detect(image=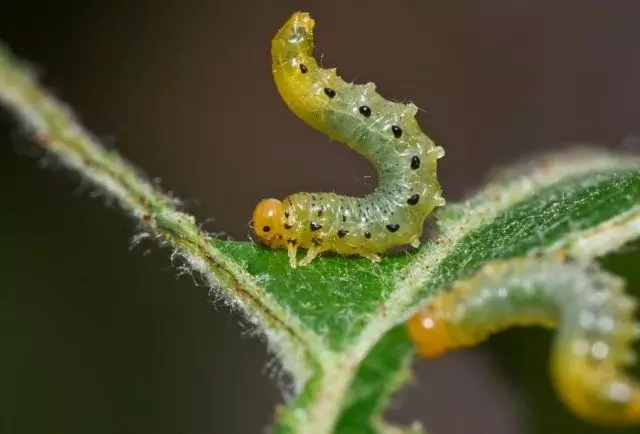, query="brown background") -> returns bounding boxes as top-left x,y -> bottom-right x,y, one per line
2,1 -> 639,433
